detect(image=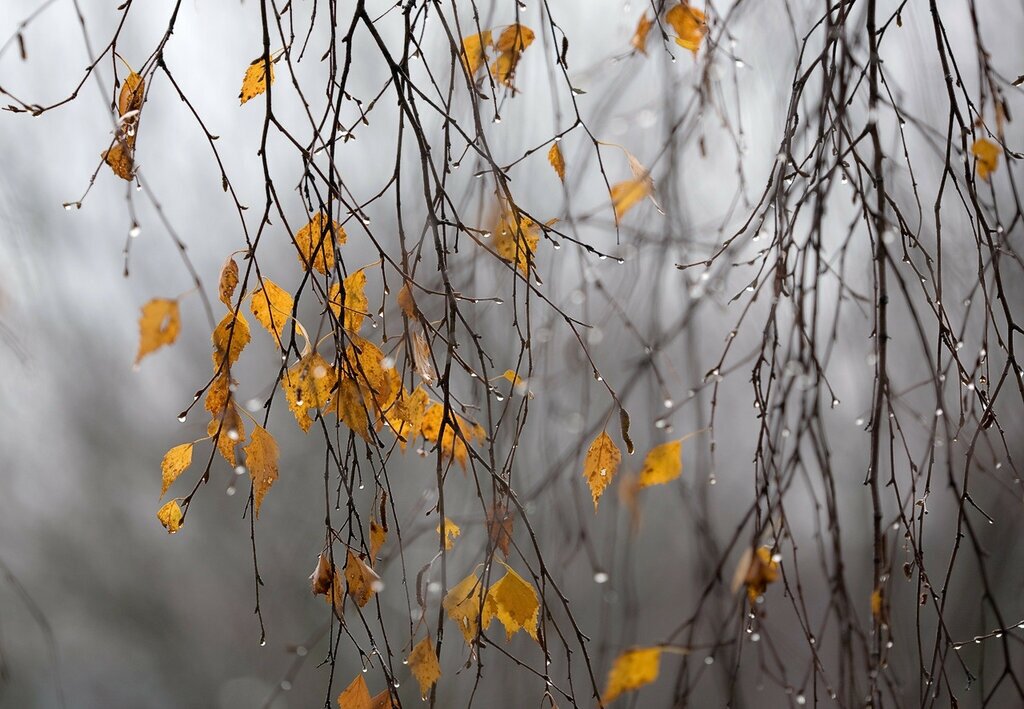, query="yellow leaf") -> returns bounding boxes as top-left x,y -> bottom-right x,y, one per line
502,369 -> 524,387
103,140 -> 135,180
638,440 -> 682,487
283,352 -> 337,432
548,143 -> 565,182
369,518 -> 386,562
492,208 -> 541,276
328,269 -> 369,333
136,297 -> 180,365
665,3 -> 707,53
332,377 -> 373,442
337,674 -> 372,709
973,137 -> 999,181
407,635 -> 441,697
871,587 -> 883,619
483,565 -> 540,641
160,443 -> 193,498
460,30 -> 493,77
437,517 -> 461,550
250,278 -> 293,348
205,372 -> 232,416
207,401 -> 245,466
157,500 -> 183,534
345,337 -> 398,413
443,571 -> 484,644
611,178 -> 652,222
731,546 -> 779,603
118,70 -> 145,118
631,14 -> 653,54
245,425 -> 279,517
295,212 -> 345,274
345,550 -> 380,607
489,24 -> 535,88
388,386 -> 429,447
604,647 -> 661,702
582,431 -> 622,510
397,281 -> 419,319
212,311 -> 251,371
310,553 -> 334,596
218,256 -> 240,307
421,404 -> 484,469
239,56 -> 274,105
